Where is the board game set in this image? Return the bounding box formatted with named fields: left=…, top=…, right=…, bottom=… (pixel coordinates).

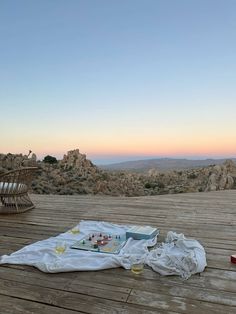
left=71, top=226, right=159, bottom=254
left=71, top=232, right=127, bottom=254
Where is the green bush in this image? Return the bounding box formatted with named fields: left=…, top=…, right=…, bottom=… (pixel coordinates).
left=144, top=182, right=152, bottom=189
left=144, top=182, right=165, bottom=189
left=43, top=155, right=58, bottom=164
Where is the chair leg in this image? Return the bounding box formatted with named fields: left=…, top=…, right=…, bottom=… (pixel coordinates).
left=0, top=194, right=34, bottom=214
left=14, top=196, right=20, bottom=212
left=0, top=196, right=5, bottom=205
left=0, top=196, right=16, bottom=214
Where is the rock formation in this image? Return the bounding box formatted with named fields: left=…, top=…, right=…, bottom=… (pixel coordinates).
left=0, top=152, right=37, bottom=173
left=0, top=149, right=235, bottom=196
left=59, top=149, right=97, bottom=175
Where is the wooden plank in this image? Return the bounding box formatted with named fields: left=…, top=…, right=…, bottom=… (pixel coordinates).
left=0, top=278, right=177, bottom=314
left=128, top=289, right=236, bottom=314
left=0, top=294, right=83, bottom=314
left=0, top=190, right=236, bottom=314
left=0, top=267, right=130, bottom=302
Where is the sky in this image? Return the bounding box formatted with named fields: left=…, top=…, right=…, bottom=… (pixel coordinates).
left=0, top=0, right=236, bottom=165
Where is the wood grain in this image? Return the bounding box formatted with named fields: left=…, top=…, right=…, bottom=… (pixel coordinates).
left=0, top=190, right=236, bottom=313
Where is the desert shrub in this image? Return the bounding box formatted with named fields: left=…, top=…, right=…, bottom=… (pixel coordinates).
left=43, top=155, right=58, bottom=164
left=145, top=182, right=165, bottom=189
left=188, top=173, right=197, bottom=179
left=100, top=172, right=109, bottom=180
left=144, top=182, right=152, bottom=189
left=157, top=182, right=165, bottom=189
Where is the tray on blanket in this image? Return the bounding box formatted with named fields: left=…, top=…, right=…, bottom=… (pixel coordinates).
left=71, top=232, right=127, bottom=254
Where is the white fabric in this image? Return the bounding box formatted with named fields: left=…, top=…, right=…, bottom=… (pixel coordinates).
left=0, top=182, right=26, bottom=193
left=0, top=221, right=156, bottom=273
left=0, top=221, right=206, bottom=278
left=146, top=231, right=207, bottom=279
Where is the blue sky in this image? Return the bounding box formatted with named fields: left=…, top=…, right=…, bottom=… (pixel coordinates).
left=1, top=0, right=236, bottom=164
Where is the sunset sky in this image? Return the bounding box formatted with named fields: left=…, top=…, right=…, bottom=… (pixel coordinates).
left=1, top=0, right=236, bottom=164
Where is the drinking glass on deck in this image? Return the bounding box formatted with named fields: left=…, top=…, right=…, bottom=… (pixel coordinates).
left=55, top=241, right=67, bottom=254
left=130, top=255, right=145, bottom=274
left=70, top=227, right=80, bottom=234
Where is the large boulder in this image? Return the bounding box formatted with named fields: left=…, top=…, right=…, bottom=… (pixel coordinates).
left=59, top=149, right=98, bottom=176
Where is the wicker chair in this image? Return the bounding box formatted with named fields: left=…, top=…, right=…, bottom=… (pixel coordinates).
left=0, top=167, right=38, bottom=214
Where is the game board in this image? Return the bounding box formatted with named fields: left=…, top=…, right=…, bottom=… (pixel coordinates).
left=71, top=232, right=127, bottom=254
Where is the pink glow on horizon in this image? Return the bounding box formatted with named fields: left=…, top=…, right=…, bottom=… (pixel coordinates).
left=1, top=135, right=235, bottom=161
left=34, top=146, right=236, bottom=161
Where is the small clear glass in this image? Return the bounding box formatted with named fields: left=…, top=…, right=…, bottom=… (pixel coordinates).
left=55, top=241, right=67, bottom=254
left=70, top=227, right=80, bottom=235
left=130, top=255, right=145, bottom=274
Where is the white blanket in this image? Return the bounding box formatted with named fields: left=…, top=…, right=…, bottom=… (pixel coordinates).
left=0, top=220, right=206, bottom=278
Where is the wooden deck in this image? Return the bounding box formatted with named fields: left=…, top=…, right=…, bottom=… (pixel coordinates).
left=0, top=190, right=236, bottom=314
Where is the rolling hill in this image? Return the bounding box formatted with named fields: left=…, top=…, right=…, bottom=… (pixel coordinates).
left=99, top=158, right=236, bottom=172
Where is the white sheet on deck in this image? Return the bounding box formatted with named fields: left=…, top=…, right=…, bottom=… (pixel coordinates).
left=0, top=220, right=206, bottom=278
left=147, top=231, right=207, bottom=279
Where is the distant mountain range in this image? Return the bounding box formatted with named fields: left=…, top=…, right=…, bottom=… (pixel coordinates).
left=99, top=158, right=236, bottom=172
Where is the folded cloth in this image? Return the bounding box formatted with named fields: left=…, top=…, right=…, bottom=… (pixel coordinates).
left=146, top=231, right=207, bottom=279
